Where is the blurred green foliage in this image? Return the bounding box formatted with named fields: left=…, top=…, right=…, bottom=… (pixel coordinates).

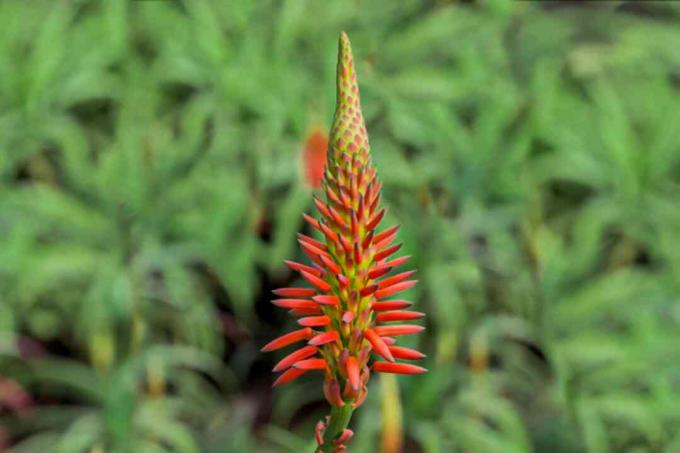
left=1, top=0, right=680, bottom=452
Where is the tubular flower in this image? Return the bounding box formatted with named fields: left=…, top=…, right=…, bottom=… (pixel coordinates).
left=262, top=32, right=426, bottom=453
left=302, top=128, right=329, bottom=189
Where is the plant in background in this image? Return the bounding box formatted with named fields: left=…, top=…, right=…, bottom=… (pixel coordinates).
left=302, top=127, right=329, bottom=189
left=262, top=32, right=426, bottom=452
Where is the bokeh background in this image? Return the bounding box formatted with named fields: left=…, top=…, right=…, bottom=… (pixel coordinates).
left=2, top=0, right=680, bottom=452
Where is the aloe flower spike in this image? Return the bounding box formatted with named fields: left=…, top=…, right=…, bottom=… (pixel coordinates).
left=263, top=32, right=426, bottom=453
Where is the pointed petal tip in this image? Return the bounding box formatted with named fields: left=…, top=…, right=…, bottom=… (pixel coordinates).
left=261, top=327, right=313, bottom=352
left=375, top=279, right=418, bottom=299
left=372, top=362, right=427, bottom=375
left=293, top=358, right=327, bottom=371
left=371, top=300, right=413, bottom=311
left=297, top=315, right=331, bottom=327
left=272, top=345, right=318, bottom=372
left=376, top=310, right=425, bottom=323
left=377, top=270, right=417, bottom=289
left=309, top=330, right=340, bottom=346
left=364, top=329, right=395, bottom=362
left=382, top=255, right=412, bottom=269
left=300, top=270, right=332, bottom=292
left=312, top=295, right=339, bottom=305
left=373, top=324, right=424, bottom=337
left=272, top=287, right=316, bottom=298
left=388, top=345, right=427, bottom=361
left=272, top=367, right=308, bottom=386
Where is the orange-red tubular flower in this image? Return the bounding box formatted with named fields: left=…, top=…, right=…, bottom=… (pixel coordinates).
left=302, top=128, right=329, bottom=189
left=262, top=32, right=426, bottom=453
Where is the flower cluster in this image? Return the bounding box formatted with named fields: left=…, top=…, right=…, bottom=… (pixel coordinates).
left=262, top=32, right=426, bottom=452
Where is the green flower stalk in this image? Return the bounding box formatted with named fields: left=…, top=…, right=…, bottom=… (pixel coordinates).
left=262, top=32, right=426, bottom=453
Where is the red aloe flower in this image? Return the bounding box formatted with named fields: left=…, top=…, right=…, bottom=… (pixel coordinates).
left=263, top=32, right=426, bottom=453
left=302, top=128, right=329, bottom=189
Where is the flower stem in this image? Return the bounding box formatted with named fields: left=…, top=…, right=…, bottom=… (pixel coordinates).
left=316, top=403, right=354, bottom=452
